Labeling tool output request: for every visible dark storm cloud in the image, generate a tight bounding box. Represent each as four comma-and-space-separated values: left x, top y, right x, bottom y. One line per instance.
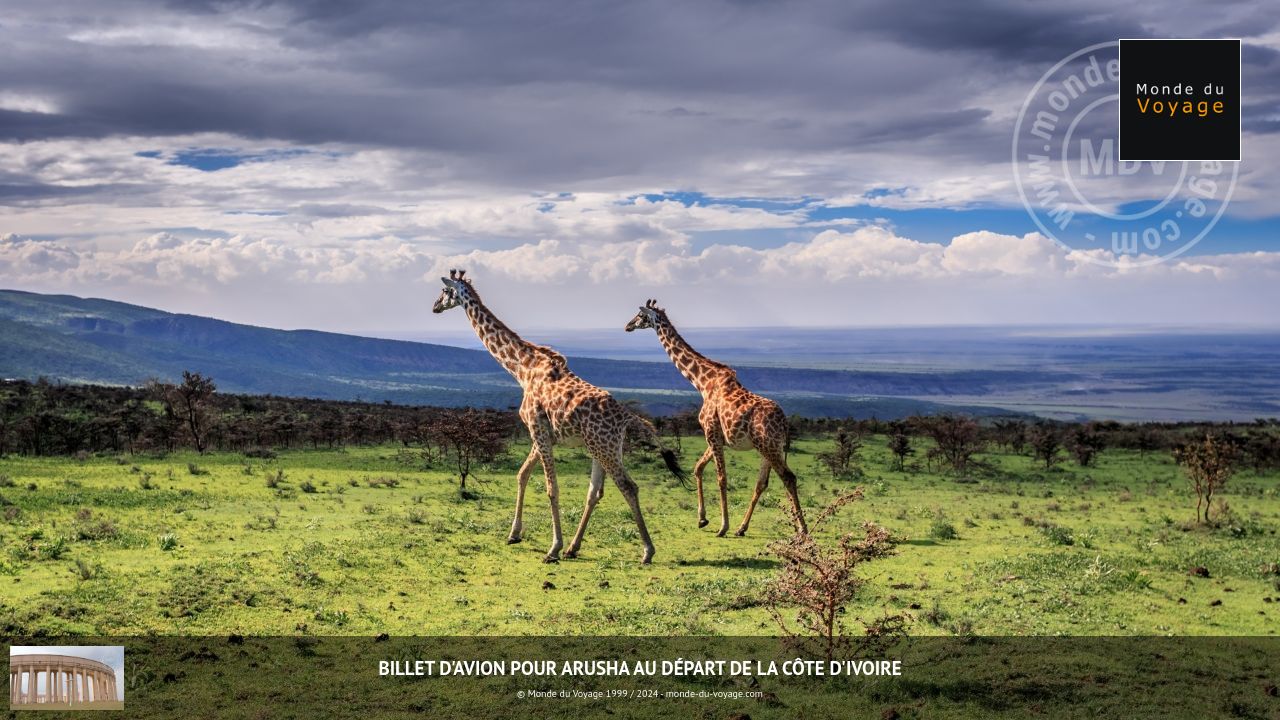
839, 108, 993, 148
843, 0, 1149, 62
1, 0, 1277, 192
0, 109, 120, 141
0, 183, 125, 201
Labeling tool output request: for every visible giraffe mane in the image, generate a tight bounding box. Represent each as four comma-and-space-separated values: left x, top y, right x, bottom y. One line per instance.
650, 302, 736, 376
533, 344, 568, 366
531, 344, 569, 380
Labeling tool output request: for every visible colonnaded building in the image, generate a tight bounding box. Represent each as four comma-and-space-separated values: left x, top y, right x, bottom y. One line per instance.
9, 653, 119, 706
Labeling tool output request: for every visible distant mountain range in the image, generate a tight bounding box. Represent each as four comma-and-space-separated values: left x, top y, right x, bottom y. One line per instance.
0, 289, 1018, 419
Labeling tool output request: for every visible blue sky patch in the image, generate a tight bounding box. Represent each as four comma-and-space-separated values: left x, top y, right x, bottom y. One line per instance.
134, 148, 314, 172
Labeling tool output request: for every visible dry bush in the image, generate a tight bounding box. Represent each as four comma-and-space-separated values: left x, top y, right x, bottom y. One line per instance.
764, 488, 908, 660
1174, 433, 1242, 524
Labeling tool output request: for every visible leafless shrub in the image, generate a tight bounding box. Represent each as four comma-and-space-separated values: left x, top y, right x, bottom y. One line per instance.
764, 488, 908, 660
1174, 433, 1242, 524
916, 415, 983, 475
817, 426, 862, 479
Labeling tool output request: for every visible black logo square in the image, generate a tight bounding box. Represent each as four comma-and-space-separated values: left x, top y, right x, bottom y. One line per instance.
1119, 39, 1240, 161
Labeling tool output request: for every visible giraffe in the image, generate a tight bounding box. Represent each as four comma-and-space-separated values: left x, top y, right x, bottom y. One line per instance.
625, 300, 807, 537
432, 270, 686, 564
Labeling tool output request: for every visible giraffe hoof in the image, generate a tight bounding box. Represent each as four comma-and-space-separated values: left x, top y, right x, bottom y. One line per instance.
564, 548, 579, 559
698, 518, 709, 528
542, 554, 560, 564
715, 528, 728, 538
641, 549, 654, 564
734, 528, 747, 537
506, 536, 522, 545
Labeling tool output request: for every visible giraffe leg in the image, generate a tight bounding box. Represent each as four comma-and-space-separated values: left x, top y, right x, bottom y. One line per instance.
603, 455, 655, 564
738, 447, 807, 536
564, 459, 604, 558
734, 456, 771, 536
507, 447, 538, 544
712, 445, 729, 537
530, 428, 563, 563
692, 445, 715, 528
776, 456, 808, 535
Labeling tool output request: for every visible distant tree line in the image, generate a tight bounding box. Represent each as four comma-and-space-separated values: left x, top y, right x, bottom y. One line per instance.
0, 376, 518, 458
788, 415, 1280, 479
2, 378, 1279, 482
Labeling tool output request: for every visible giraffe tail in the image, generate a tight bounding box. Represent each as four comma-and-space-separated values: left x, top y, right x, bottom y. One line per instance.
628, 414, 690, 487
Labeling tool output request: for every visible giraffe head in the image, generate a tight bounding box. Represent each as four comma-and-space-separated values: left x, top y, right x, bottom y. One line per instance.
432, 268, 474, 313
624, 299, 666, 332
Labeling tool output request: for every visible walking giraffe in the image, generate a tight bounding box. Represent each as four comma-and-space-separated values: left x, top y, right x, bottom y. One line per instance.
625, 300, 807, 536
433, 270, 686, 563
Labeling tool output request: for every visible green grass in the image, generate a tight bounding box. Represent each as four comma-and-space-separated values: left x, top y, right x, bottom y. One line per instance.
1, 437, 1278, 637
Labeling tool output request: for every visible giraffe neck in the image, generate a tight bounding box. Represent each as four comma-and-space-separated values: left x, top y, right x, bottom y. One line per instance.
655, 318, 723, 393
460, 293, 540, 380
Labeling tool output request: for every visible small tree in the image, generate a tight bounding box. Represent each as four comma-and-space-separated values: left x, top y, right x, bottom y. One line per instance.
1133, 426, 1160, 457
1174, 433, 1241, 524
1244, 431, 1280, 474
993, 419, 1028, 454
818, 426, 861, 478
886, 422, 914, 471
424, 408, 513, 489
1028, 422, 1062, 469
763, 489, 904, 661
163, 371, 216, 454
919, 415, 982, 475
1068, 424, 1105, 467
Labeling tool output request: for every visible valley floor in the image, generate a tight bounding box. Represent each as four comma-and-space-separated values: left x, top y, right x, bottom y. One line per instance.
1, 438, 1278, 636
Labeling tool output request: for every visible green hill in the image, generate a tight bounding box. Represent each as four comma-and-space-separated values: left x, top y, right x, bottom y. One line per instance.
0, 289, 1018, 418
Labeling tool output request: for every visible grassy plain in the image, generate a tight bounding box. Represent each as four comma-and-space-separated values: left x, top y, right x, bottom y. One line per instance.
1, 437, 1278, 637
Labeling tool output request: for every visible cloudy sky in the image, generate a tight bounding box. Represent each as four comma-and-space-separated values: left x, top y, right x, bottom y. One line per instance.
1, 0, 1278, 333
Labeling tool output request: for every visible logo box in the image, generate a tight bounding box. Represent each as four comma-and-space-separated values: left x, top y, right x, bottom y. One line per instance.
1119, 39, 1241, 161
